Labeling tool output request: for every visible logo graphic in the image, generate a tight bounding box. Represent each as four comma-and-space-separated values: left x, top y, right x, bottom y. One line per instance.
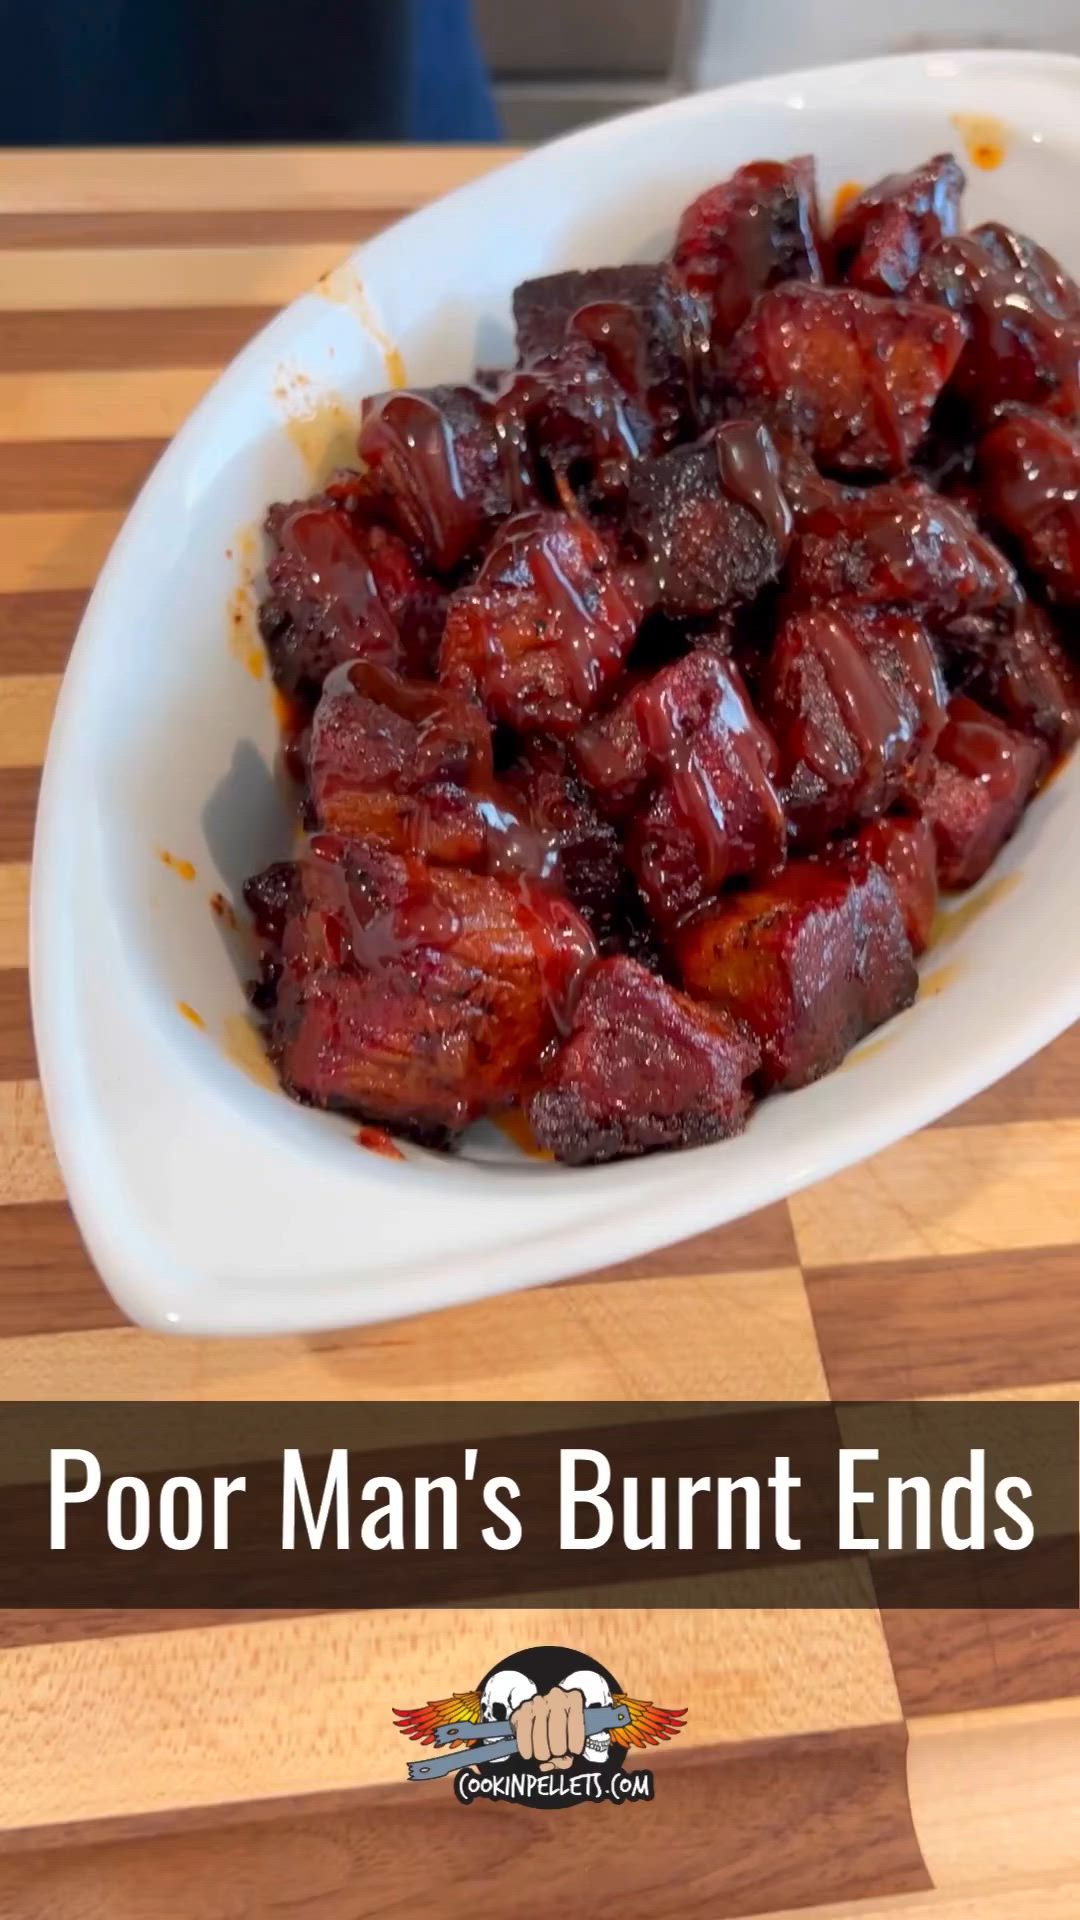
395, 1644, 685, 1806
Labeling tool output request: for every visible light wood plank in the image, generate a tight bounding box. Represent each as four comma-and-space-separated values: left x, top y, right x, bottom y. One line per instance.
0, 1605, 899, 1835
0, 865, 29, 968
0, 1265, 827, 1402
0, 369, 217, 442
790, 1121, 1080, 1269
0, 674, 57, 766
769, 1878, 1080, 1918
0, 147, 514, 217
0, 512, 124, 593
907, 1699, 1080, 1888
0, 244, 348, 311
0, 1083, 62, 1206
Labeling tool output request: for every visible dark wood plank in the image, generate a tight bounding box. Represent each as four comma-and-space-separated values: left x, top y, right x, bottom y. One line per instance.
0, 441, 165, 513
0, 1727, 929, 1918
0, 968, 34, 1079
0, 1201, 119, 1338
0, 1607, 322, 1651
883, 1608, 1080, 1717
0, 209, 406, 249
806, 1243, 1080, 1399
0, 767, 41, 861
0, 590, 86, 674
0, 309, 274, 374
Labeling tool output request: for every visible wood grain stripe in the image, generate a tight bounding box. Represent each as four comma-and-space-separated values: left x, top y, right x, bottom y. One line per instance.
0, 673, 57, 764
0, 440, 164, 511
0, 207, 406, 249
0, 1202, 115, 1338
0, 308, 272, 373
0, 243, 352, 312
0, 513, 123, 593
806, 1243, 1080, 1399
0, 147, 511, 215
571, 1202, 799, 1282
0, 969, 35, 1080
0, 591, 86, 672
0, 1082, 61, 1205
790, 1120, 1080, 1270
907, 1699, 1080, 1889
0, 768, 42, 861
0, 369, 217, 442
0, 1725, 927, 1916
0, 1265, 828, 1400
0, 1606, 899, 1836
0, 864, 29, 967
883, 1609, 1080, 1718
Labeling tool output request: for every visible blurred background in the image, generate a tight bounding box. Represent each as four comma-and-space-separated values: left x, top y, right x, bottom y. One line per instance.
4, 0, 1080, 145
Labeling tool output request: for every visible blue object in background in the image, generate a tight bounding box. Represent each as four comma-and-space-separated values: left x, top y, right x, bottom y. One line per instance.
408, 0, 502, 141
0, 0, 499, 143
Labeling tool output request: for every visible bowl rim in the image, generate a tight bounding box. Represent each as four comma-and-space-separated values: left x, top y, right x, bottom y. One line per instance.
30, 45, 1080, 1334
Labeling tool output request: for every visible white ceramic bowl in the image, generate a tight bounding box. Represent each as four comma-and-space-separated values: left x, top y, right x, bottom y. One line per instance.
31, 49, 1080, 1334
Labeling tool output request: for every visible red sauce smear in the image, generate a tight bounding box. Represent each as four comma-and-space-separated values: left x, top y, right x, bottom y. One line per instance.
355, 1125, 405, 1160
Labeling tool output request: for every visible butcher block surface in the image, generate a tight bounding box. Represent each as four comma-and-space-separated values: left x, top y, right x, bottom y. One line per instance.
0, 145, 1078, 1920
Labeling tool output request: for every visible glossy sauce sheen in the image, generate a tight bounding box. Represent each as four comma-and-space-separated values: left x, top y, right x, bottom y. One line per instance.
359, 392, 477, 569
275, 503, 401, 661
714, 419, 794, 552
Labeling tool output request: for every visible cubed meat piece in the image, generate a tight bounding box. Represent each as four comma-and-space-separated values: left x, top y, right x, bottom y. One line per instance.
512, 263, 701, 455
439, 508, 642, 738
243, 839, 596, 1142
833, 153, 965, 296
977, 408, 1080, 609
493, 339, 643, 505
674, 858, 917, 1090
305, 661, 497, 864
574, 651, 786, 931
788, 478, 1020, 619
625, 421, 793, 617
842, 814, 939, 955
913, 228, 1080, 425
259, 501, 446, 701
528, 957, 758, 1163
502, 741, 627, 947
940, 600, 1080, 757
357, 384, 512, 574
672, 157, 825, 350
725, 283, 967, 475
922, 696, 1047, 890
760, 606, 946, 846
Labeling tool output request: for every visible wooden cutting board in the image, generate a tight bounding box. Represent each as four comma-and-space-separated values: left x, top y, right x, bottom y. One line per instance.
0, 146, 1078, 1920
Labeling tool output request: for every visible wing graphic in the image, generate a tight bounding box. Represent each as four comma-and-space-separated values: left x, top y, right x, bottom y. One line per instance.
610, 1694, 687, 1749
393, 1692, 482, 1747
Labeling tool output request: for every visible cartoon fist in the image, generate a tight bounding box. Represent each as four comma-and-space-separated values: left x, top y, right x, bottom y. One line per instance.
511, 1684, 587, 1772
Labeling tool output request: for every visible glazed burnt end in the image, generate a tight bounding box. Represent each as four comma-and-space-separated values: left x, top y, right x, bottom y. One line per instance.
439, 508, 642, 738
512, 263, 703, 457
259, 501, 446, 701
672, 156, 825, 350
357, 384, 513, 574
787, 478, 1020, 619
977, 408, 1080, 610
760, 605, 946, 847
840, 814, 939, 956
674, 858, 917, 1091
833, 153, 965, 297
922, 695, 1048, 890
244, 839, 596, 1142
913, 227, 1080, 425
625, 421, 793, 618
574, 650, 786, 933
941, 599, 1080, 758
528, 956, 758, 1164
305, 661, 496, 865
724, 282, 967, 475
